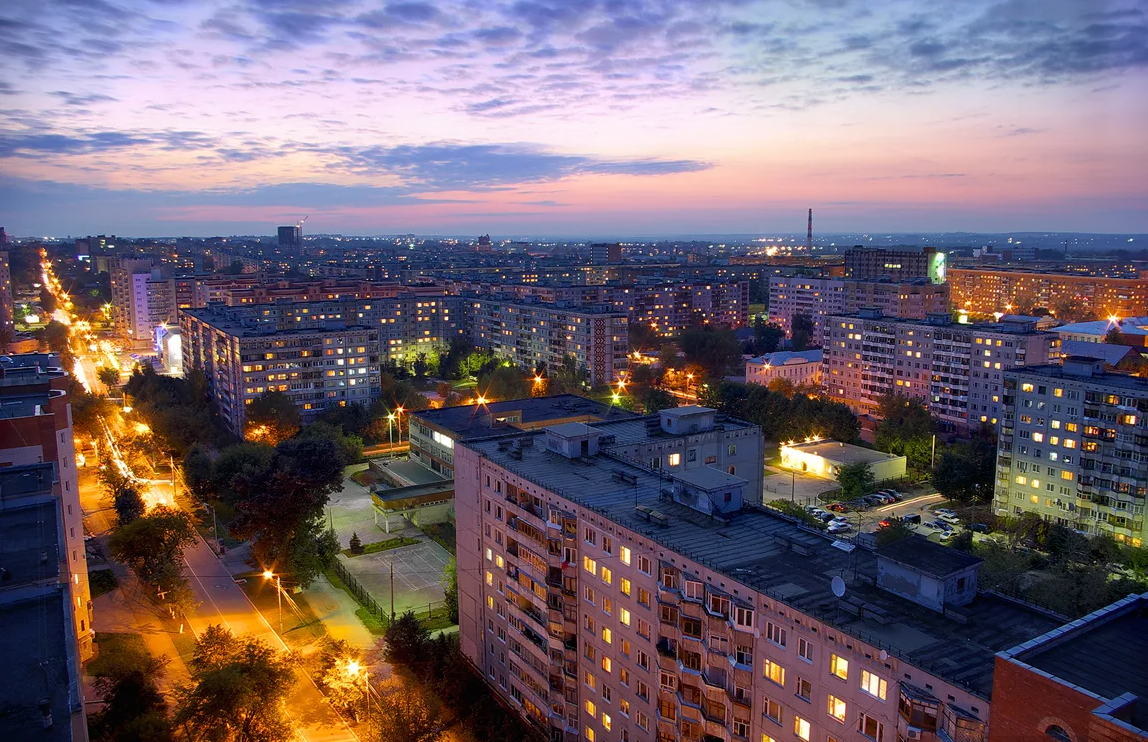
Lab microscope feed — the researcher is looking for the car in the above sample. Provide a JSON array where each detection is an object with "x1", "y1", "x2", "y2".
[
  {"x1": 878, "y1": 518, "x2": 893, "y2": 528},
  {"x1": 804, "y1": 505, "x2": 819, "y2": 513},
  {"x1": 827, "y1": 502, "x2": 848, "y2": 513},
  {"x1": 935, "y1": 508, "x2": 957, "y2": 517},
  {"x1": 929, "y1": 520, "x2": 953, "y2": 532},
  {"x1": 872, "y1": 493, "x2": 895, "y2": 505},
  {"x1": 829, "y1": 516, "x2": 850, "y2": 526},
  {"x1": 885, "y1": 491, "x2": 904, "y2": 502},
  {"x1": 817, "y1": 512, "x2": 835, "y2": 523},
  {"x1": 827, "y1": 522, "x2": 853, "y2": 534},
  {"x1": 938, "y1": 513, "x2": 961, "y2": 525},
  {"x1": 968, "y1": 523, "x2": 991, "y2": 533},
  {"x1": 901, "y1": 513, "x2": 922, "y2": 525}
]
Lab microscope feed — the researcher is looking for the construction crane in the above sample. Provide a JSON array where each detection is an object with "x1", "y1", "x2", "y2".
[{"x1": 296, "y1": 215, "x2": 308, "y2": 231}]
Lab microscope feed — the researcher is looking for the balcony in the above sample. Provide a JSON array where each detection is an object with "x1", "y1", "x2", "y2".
[{"x1": 657, "y1": 637, "x2": 678, "y2": 658}]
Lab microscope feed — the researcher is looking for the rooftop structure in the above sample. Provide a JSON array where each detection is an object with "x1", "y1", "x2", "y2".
[
  {"x1": 992, "y1": 592, "x2": 1148, "y2": 742},
  {"x1": 781, "y1": 439, "x2": 907, "y2": 482},
  {"x1": 1056, "y1": 317, "x2": 1148, "y2": 347},
  {"x1": 746, "y1": 349, "x2": 822, "y2": 388}
]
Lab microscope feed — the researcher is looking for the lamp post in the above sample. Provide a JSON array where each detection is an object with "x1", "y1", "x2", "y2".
[
  {"x1": 387, "y1": 413, "x2": 395, "y2": 454},
  {"x1": 395, "y1": 406, "x2": 405, "y2": 446},
  {"x1": 262, "y1": 570, "x2": 282, "y2": 633},
  {"x1": 347, "y1": 660, "x2": 369, "y2": 721}
]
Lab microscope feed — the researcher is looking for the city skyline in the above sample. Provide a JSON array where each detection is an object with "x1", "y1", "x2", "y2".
[{"x1": 2, "y1": 0, "x2": 1147, "y2": 236}]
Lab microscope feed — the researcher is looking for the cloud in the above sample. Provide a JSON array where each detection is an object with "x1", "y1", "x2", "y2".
[
  {"x1": 0, "y1": 131, "x2": 152, "y2": 158},
  {"x1": 51, "y1": 90, "x2": 119, "y2": 106},
  {"x1": 334, "y1": 141, "x2": 711, "y2": 189}
]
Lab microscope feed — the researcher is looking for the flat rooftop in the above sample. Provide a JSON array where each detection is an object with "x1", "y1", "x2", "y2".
[
  {"x1": 0, "y1": 595, "x2": 74, "y2": 742},
  {"x1": 464, "y1": 431, "x2": 1060, "y2": 699},
  {"x1": 1006, "y1": 593, "x2": 1148, "y2": 730},
  {"x1": 181, "y1": 305, "x2": 374, "y2": 337},
  {"x1": 785, "y1": 440, "x2": 901, "y2": 465},
  {"x1": 879, "y1": 535, "x2": 983, "y2": 579},
  {"x1": 413, "y1": 394, "x2": 632, "y2": 440},
  {"x1": 1012, "y1": 364, "x2": 1148, "y2": 392}
]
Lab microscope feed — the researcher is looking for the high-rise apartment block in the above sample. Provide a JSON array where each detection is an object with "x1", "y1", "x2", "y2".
[
  {"x1": 0, "y1": 249, "x2": 13, "y2": 342},
  {"x1": 994, "y1": 356, "x2": 1147, "y2": 547},
  {"x1": 179, "y1": 305, "x2": 381, "y2": 435},
  {"x1": 949, "y1": 268, "x2": 1148, "y2": 318},
  {"x1": 767, "y1": 277, "x2": 844, "y2": 340},
  {"x1": 844, "y1": 246, "x2": 945, "y2": 283},
  {"x1": 822, "y1": 310, "x2": 1059, "y2": 430},
  {"x1": 109, "y1": 257, "x2": 177, "y2": 345},
  {"x1": 278, "y1": 225, "x2": 301, "y2": 249},
  {"x1": 590, "y1": 243, "x2": 622, "y2": 265},
  {"x1": 0, "y1": 356, "x2": 92, "y2": 664},
  {"x1": 455, "y1": 419, "x2": 1058, "y2": 742},
  {"x1": 843, "y1": 279, "x2": 950, "y2": 320},
  {"x1": 466, "y1": 297, "x2": 628, "y2": 385}
]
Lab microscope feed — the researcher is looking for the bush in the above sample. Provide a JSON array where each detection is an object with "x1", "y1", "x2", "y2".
[{"x1": 765, "y1": 499, "x2": 825, "y2": 529}]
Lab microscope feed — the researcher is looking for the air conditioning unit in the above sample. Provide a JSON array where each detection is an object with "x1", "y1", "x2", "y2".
[{"x1": 904, "y1": 728, "x2": 923, "y2": 740}]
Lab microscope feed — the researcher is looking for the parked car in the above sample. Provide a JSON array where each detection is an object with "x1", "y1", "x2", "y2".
[
  {"x1": 901, "y1": 513, "x2": 922, "y2": 525},
  {"x1": 929, "y1": 520, "x2": 953, "y2": 532},
  {"x1": 878, "y1": 518, "x2": 893, "y2": 529},
  {"x1": 968, "y1": 523, "x2": 991, "y2": 533},
  {"x1": 827, "y1": 502, "x2": 848, "y2": 513},
  {"x1": 938, "y1": 513, "x2": 961, "y2": 525},
  {"x1": 829, "y1": 516, "x2": 850, "y2": 525},
  {"x1": 817, "y1": 512, "x2": 836, "y2": 523},
  {"x1": 935, "y1": 508, "x2": 958, "y2": 517},
  {"x1": 827, "y1": 522, "x2": 853, "y2": 534}
]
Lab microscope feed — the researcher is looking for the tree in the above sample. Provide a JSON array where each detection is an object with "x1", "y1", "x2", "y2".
[
  {"x1": 628, "y1": 321, "x2": 659, "y2": 352},
  {"x1": 443, "y1": 555, "x2": 459, "y2": 623},
  {"x1": 371, "y1": 678, "x2": 445, "y2": 742},
  {"x1": 768, "y1": 377, "x2": 796, "y2": 397},
  {"x1": 677, "y1": 325, "x2": 741, "y2": 378},
  {"x1": 752, "y1": 317, "x2": 784, "y2": 355},
  {"x1": 791, "y1": 313, "x2": 816, "y2": 351},
  {"x1": 641, "y1": 387, "x2": 677, "y2": 414},
  {"x1": 836, "y1": 461, "x2": 875, "y2": 499},
  {"x1": 97, "y1": 365, "x2": 121, "y2": 388},
  {"x1": 41, "y1": 319, "x2": 71, "y2": 354},
  {"x1": 88, "y1": 658, "x2": 173, "y2": 742},
  {"x1": 932, "y1": 435, "x2": 995, "y2": 504},
  {"x1": 210, "y1": 442, "x2": 276, "y2": 505},
  {"x1": 477, "y1": 365, "x2": 530, "y2": 402},
  {"x1": 384, "y1": 611, "x2": 430, "y2": 670},
  {"x1": 307, "y1": 637, "x2": 366, "y2": 720},
  {"x1": 108, "y1": 506, "x2": 197, "y2": 598},
  {"x1": 875, "y1": 520, "x2": 914, "y2": 547},
  {"x1": 349, "y1": 532, "x2": 364, "y2": 555},
  {"x1": 874, "y1": 392, "x2": 936, "y2": 469},
  {"x1": 176, "y1": 626, "x2": 296, "y2": 742},
  {"x1": 243, "y1": 390, "x2": 300, "y2": 445},
  {"x1": 1104, "y1": 326, "x2": 1127, "y2": 345},
  {"x1": 297, "y1": 420, "x2": 363, "y2": 467},
  {"x1": 114, "y1": 486, "x2": 147, "y2": 527},
  {"x1": 182, "y1": 444, "x2": 216, "y2": 501}
]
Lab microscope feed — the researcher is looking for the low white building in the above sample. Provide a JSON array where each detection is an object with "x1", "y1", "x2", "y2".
[
  {"x1": 780, "y1": 439, "x2": 906, "y2": 481},
  {"x1": 746, "y1": 349, "x2": 822, "y2": 387}
]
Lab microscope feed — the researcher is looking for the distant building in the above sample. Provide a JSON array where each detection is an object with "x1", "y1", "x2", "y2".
[
  {"x1": 949, "y1": 267, "x2": 1148, "y2": 318},
  {"x1": 109, "y1": 257, "x2": 176, "y2": 345},
  {"x1": 476, "y1": 234, "x2": 493, "y2": 252},
  {"x1": 590, "y1": 243, "x2": 622, "y2": 265},
  {"x1": 466, "y1": 296, "x2": 628, "y2": 385},
  {"x1": 843, "y1": 279, "x2": 951, "y2": 320},
  {"x1": 992, "y1": 591, "x2": 1148, "y2": 742},
  {"x1": 278, "y1": 225, "x2": 301, "y2": 249},
  {"x1": 823, "y1": 309, "x2": 1060, "y2": 430},
  {"x1": 767, "y1": 276, "x2": 844, "y2": 340},
  {"x1": 0, "y1": 249, "x2": 12, "y2": 342},
  {"x1": 995, "y1": 357, "x2": 1148, "y2": 547},
  {"x1": 179, "y1": 305, "x2": 381, "y2": 435},
  {"x1": 746, "y1": 349, "x2": 822, "y2": 387},
  {"x1": 1055, "y1": 317, "x2": 1148, "y2": 348},
  {"x1": 780, "y1": 438, "x2": 906, "y2": 481},
  {"x1": 844, "y1": 246, "x2": 945, "y2": 283}
]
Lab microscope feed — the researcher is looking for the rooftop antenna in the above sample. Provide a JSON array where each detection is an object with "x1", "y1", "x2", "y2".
[{"x1": 806, "y1": 209, "x2": 813, "y2": 251}]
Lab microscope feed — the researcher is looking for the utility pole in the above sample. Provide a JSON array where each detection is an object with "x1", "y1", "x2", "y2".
[
  {"x1": 931, "y1": 434, "x2": 936, "y2": 469},
  {"x1": 791, "y1": 469, "x2": 796, "y2": 504},
  {"x1": 389, "y1": 561, "x2": 395, "y2": 621}
]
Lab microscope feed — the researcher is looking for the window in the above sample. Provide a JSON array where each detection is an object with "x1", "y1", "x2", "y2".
[
  {"x1": 620, "y1": 546, "x2": 631, "y2": 566},
  {"x1": 585, "y1": 727, "x2": 595, "y2": 742},
  {"x1": 1045, "y1": 725, "x2": 1072, "y2": 742},
  {"x1": 620, "y1": 607, "x2": 631, "y2": 626},
  {"x1": 764, "y1": 698, "x2": 782, "y2": 723},
  {"x1": 798, "y1": 638, "x2": 813, "y2": 662},
  {"x1": 583, "y1": 556, "x2": 597, "y2": 576},
  {"x1": 794, "y1": 716, "x2": 811, "y2": 741},
  {"x1": 602, "y1": 627, "x2": 612, "y2": 644},
  {"x1": 585, "y1": 699, "x2": 597, "y2": 717},
  {"x1": 660, "y1": 670, "x2": 677, "y2": 691},
  {"x1": 860, "y1": 670, "x2": 887, "y2": 701},
  {"x1": 858, "y1": 714, "x2": 884, "y2": 741},
  {"x1": 637, "y1": 711, "x2": 649, "y2": 730},
  {"x1": 728, "y1": 444, "x2": 737, "y2": 455},
  {"x1": 681, "y1": 616, "x2": 702, "y2": 638},
  {"x1": 602, "y1": 713, "x2": 612, "y2": 732},
  {"x1": 637, "y1": 555, "x2": 652, "y2": 575},
  {"x1": 763, "y1": 659, "x2": 785, "y2": 686},
  {"x1": 669, "y1": 453, "x2": 681, "y2": 466},
  {"x1": 601, "y1": 566, "x2": 612, "y2": 585},
  {"x1": 735, "y1": 606, "x2": 755, "y2": 630},
  {"x1": 637, "y1": 650, "x2": 651, "y2": 670},
  {"x1": 620, "y1": 578, "x2": 631, "y2": 596},
  {"x1": 830, "y1": 654, "x2": 848, "y2": 680},
  {"x1": 637, "y1": 619, "x2": 651, "y2": 639},
  {"x1": 736, "y1": 644, "x2": 753, "y2": 666},
  {"x1": 796, "y1": 677, "x2": 812, "y2": 701},
  {"x1": 767, "y1": 622, "x2": 787, "y2": 647},
  {"x1": 709, "y1": 593, "x2": 731, "y2": 617},
  {"x1": 827, "y1": 695, "x2": 847, "y2": 723},
  {"x1": 734, "y1": 719, "x2": 750, "y2": 738},
  {"x1": 684, "y1": 580, "x2": 704, "y2": 601},
  {"x1": 584, "y1": 527, "x2": 597, "y2": 545},
  {"x1": 638, "y1": 588, "x2": 651, "y2": 607},
  {"x1": 585, "y1": 671, "x2": 597, "y2": 690}
]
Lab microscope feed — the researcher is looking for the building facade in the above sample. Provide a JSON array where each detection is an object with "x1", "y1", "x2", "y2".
[
  {"x1": 843, "y1": 280, "x2": 951, "y2": 320},
  {"x1": 949, "y1": 268, "x2": 1148, "y2": 319},
  {"x1": 994, "y1": 357, "x2": 1147, "y2": 547},
  {"x1": 822, "y1": 310, "x2": 1060, "y2": 430},
  {"x1": 746, "y1": 350, "x2": 823, "y2": 388},
  {"x1": 454, "y1": 422, "x2": 1058, "y2": 742},
  {"x1": 767, "y1": 277, "x2": 844, "y2": 340},
  {"x1": 179, "y1": 305, "x2": 382, "y2": 435},
  {"x1": 466, "y1": 297, "x2": 628, "y2": 386},
  {"x1": 0, "y1": 357, "x2": 91, "y2": 664},
  {"x1": 844, "y1": 247, "x2": 944, "y2": 283},
  {"x1": 0, "y1": 250, "x2": 12, "y2": 342}
]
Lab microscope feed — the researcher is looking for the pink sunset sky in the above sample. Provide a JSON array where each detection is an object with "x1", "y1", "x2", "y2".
[{"x1": 1, "y1": 0, "x2": 1146, "y2": 236}]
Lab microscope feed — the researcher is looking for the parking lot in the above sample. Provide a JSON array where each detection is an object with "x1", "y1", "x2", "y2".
[{"x1": 337, "y1": 540, "x2": 452, "y2": 616}]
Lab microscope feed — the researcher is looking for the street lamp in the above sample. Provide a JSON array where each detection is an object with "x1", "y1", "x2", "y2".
[
  {"x1": 395, "y1": 406, "x2": 405, "y2": 445},
  {"x1": 346, "y1": 660, "x2": 369, "y2": 720},
  {"x1": 262, "y1": 570, "x2": 283, "y2": 633},
  {"x1": 387, "y1": 413, "x2": 395, "y2": 453}
]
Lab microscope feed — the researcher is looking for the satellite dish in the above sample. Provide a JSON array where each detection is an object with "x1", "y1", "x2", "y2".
[
  {"x1": 831, "y1": 575, "x2": 846, "y2": 598},
  {"x1": 880, "y1": 650, "x2": 889, "y2": 661}
]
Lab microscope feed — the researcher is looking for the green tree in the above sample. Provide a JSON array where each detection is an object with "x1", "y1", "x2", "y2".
[
  {"x1": 790, "y1": 313, "x2": 816, "y2": 351},
  {"x1": 243, "y1": 390, "x2": 301, "y2": 445},
  {"x1": 384, "y1": 611, "x2": 430, "y2": 670},
  {"x1": 677, "y1": 324, "x2": 741, "y2": 377},
  {"x1": 836, "y1": 461, "x2": 875, "y2": 499},
  {"x1": 371, "y1": 678, "x2": 445, "y2": 742},
  {"x1": 123, "y1": 367, "x2": 222, "y2": 455},
  {"x1": 88, "y1": 656, "x2": 173, "y2": 742},
  {"x1": 1104, "y1": 326, "x2": 1127, "y2": 345},
  {"x1": 443, "y1": 555, "x2": 459, "y2": 624},
  {"x1": 97, "y1": 365, "x2": 121, "y2": 388},
  {"x1": 875, "y1": 520, "x2": 914, "y2": 546},
  {"x1": 176, "y1": 626, "x2": 296, "y2": 742},
  {"x1": 477, "y1": 365, "x2": 530, "y2": 402},
  {"x1": 752, "y1": 317, "x2": 784, "y2": 355},
  {"x1": 113, "y1": 486, "x2": 146, "y2": 527},
  {"x1": 641, "y1": 387, "x2": 677, "y2": 414},
  {"x1": 874, "y1": 392, "x2": 936, "y2": 469},
  {"x1": 297, "y1": 420, "x2": 363, "y2": 467},
  {"x1": 211, "y1": 442, "x2": 276, "y2": 505},
  {"x1": 41, "y1": 319, "x2": 71, "y2": 354},
  {"x1": 307, "y1": 637, "x2": 366, "y2": 720},
  {"x1": 182, "y1": 444, "x2": 216, "y2": 501},
  {"x1": 932, "y1": 436, "x2": 996, "y2": 504},
  {"x1": 108, "y1": 506, "x2": 197, "y2": 596},
  {"x1": 68, "y1": 385, "x2": 114, "y2": 444},
  {"x1": 628, "y1": 321, "x2": 660, "y2": 352}
]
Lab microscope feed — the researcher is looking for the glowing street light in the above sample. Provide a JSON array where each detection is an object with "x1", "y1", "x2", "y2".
[
  {"x1": 262, "y1": 570, "x2": 283, "y2": 633},
  {"x1": 476, "y1": 395, "x2": 488, "y2": 405},
  {"x1": 346, "y1": 660, "x2": 369, "y2": 719}
]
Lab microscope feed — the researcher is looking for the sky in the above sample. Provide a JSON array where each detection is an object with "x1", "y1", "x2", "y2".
[{"x1": 1, "y1": 0, "x2": 1147, "y2": 237}]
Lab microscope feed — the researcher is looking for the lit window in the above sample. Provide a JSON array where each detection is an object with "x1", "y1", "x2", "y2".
[
  {"x1": 861, "y1": 670, "x2": 887, "y2": 700},
  {"x1": 828, "y1": 695, "x2": 847, "y2": 723},
  {"x1": 795, "y1": 716, "x2": 811, "y2": 741},
  {"x1": 583, "y1": 556, "x2": 597, "y2": 576},
  {"x1": 764, "y1": 659, "x2": 785, "y2": 686},
  {"x1": 830, "y1": 654, "x2": 848, "y2": 680},
  {"x1": 620, "y1": 607, "x2": 631, "y2": 626},
  {"x1": 668, "y1": 453, "x2": 681, "y2": 466},
  {"x1": 620, "y1": 546, "x2": 631, "y2": 565}
]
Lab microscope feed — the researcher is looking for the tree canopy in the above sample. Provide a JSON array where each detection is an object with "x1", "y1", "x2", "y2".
[
  {"x1": 677, "y1": 324, "x2": 742, "y2": 378},
  {"x1": 700, "y1": 381, "x2": 859, "y2": 443},
  {"x1": 874, "y1": 391, "x2": 937, "y2": 469},
  {"x1": 243, "y1": 390, "x2": 301, "y2": 446},
  {"x1": 836, "y1": 461, "x2": 875, "y2": 499}
]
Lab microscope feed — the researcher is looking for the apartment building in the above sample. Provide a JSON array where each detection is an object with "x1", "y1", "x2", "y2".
[
  {"x1": 179, "y1": 305, "x2": 381, "y2": 435},
  {"x1": 746, "y1": 350, "x2": 822, "y2": 388},
  {"x1": 949, "y1": 268, "x2": 1148, "y2": 318},
  {"x1": 466, "y1": 297, "x2": 628, "y2": 386},
  {"x1": 843, "y1": 280, "x2": 950, "y2": 320},
  {"x1": 455, "y1": 422, "x2": 1059, "y2": 742},
  {"x1": 0, "y1": 463, "x2": 89, "y2": 741},
  {"x1": 844, "y1": 246, "x2": 945, "y2": 283},
  {"x1": 994, "y1": 357, "x2": 1148, "y2": 548},
  {"x1": 0, "y1": 356, "x2": 91, "y2": 664},
  {"x1": 0, "y1": 249, "x2": 13, "y2": 341},
  {"x1": 110, "y1": 257, "x2": 171, "y2": 344},
  {"x1": 767, "y1": 277, "x2": 844, "y2": 339},
  {"x1": 822, "y1": 310, "x2": 1059, "y2": 430}
]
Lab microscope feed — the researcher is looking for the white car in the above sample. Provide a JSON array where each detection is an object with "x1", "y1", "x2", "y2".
[
  {"x1": 935, "y1": 508, "x2": 957, "y2": 517},
  {"x1": 827, "y1": 522, "x2": 853, "y2": 534},
  {"x1": 938, "y1": 513, "x2": 961, "y2": 525}
]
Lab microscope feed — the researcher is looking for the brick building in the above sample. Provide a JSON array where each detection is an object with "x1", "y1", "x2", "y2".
[{"x1": 949, "y1": 268, "x2": 1148, "y2": 319}]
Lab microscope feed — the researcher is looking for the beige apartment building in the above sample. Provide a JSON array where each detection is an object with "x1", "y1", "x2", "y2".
[
  {"x1": 455, "y1": 421, "x2": 1059, "y2": 742},
  {"x1": 843, "y1": 280, "x2": 950, "y2": 320}
]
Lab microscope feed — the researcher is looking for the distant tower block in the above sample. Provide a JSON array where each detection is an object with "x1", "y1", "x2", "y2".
[{"x1": 806, "y1": 208, "x2": 813, "y2": 250}]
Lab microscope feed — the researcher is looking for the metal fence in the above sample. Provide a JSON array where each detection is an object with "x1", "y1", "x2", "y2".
[{"x1": 331, "y1": 559, "x2": 448, "y2": 625}]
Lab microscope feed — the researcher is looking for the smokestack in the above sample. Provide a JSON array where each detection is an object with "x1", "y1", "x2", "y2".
[{"x1": 806, "y1": 208, "x2": 813, "y2": 250}]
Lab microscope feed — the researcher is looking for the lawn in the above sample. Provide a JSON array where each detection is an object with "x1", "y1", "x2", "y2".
[{"x1": 89, "y1": 568, "x2": 119, "y2": 599}]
